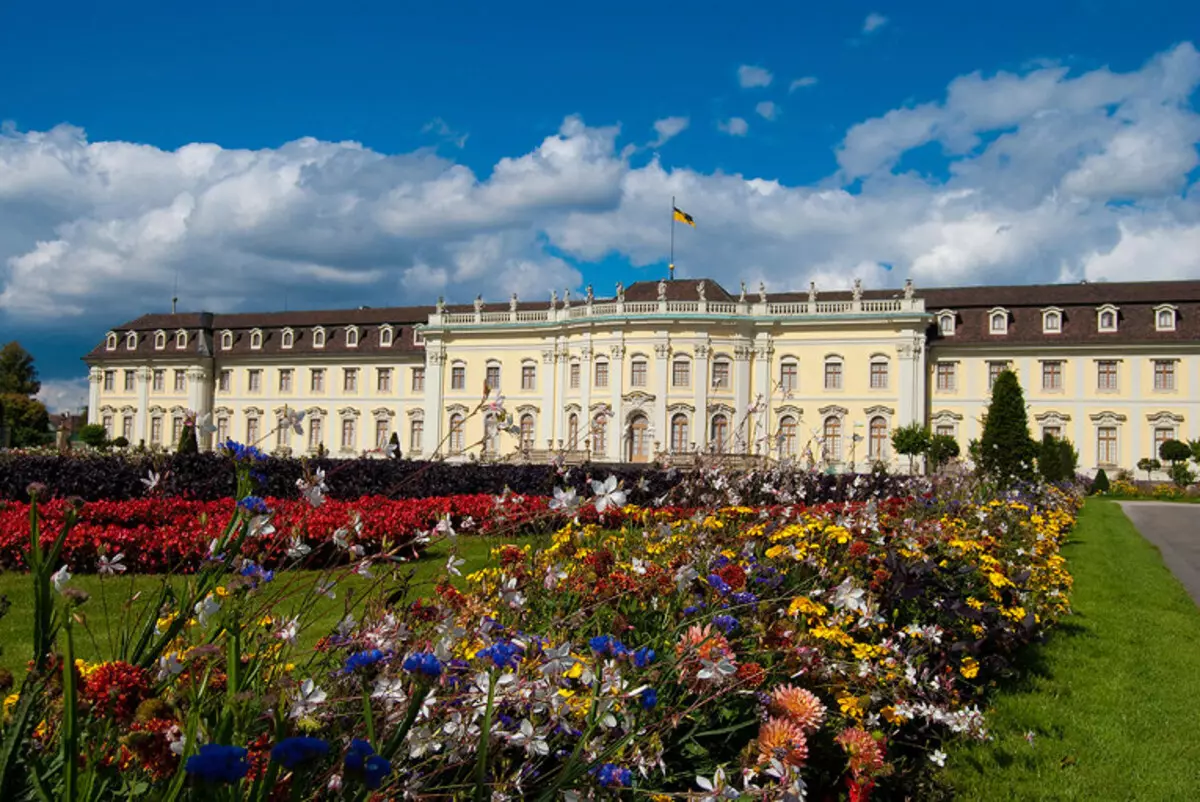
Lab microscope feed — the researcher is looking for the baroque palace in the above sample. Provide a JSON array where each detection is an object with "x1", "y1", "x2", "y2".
[{"x1": 84, "y1": 277, "x2": 1200, "y2": 475}]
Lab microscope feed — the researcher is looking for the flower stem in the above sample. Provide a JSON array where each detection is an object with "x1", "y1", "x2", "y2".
[
  {"x1": 473, "y1": 672, "x2": 497, "y2": 802},
  {"x1": 362, "y1": 687, "x2": 376, "y2": 746}
]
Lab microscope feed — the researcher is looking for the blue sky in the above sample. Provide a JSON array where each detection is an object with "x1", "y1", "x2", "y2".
[{"x1": 1, "y1": 0, "x2": 1199, "y2": 409}]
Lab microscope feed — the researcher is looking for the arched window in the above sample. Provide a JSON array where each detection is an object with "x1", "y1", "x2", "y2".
[
  {"x1": 823, "y1": 417, "x2": 842, "y2": 462},
  {"x1": 710, "y1": 414, "x2": 729, "y2": 453},
  {"x1": 780, "y1": 360, "x2": 798, "y2": 393},
  {"x1": 106, "y1": 332, "x2": 117, "y2": 350},
  {"x1": 249, "y1": 330, "x2": 262, "y2": 349},
  {"x1": 592, "y1": 414, "x2": 607, "y2": 455},
  {"x1": 869, "y1": 357, "x2": 889, "y2": 389},
  {"x1": 380, "y1": 326, "x2": 393, "y2": 347},
  {"x1": 670, "y1": 413, "x2": 689, "y2": 453},
  {"x1": 568, "y1": 413, "x2": 579, "y2": 448},
  {"x1": 779, "y1": 416, "x2": 797, "y2": 457},
  {"x1": 711, "y1": 360, "x2": 731, "y2": 389},
  {"x1": 823, "y1": 357, "x2": 843, "y2": 390},
  {"x1": 175, "y1": 330, "x2": 188, "y2": 349},
  {"x1": 154, "y1": 331, "x2": 166, "y2": 350},
  {"x1": 938, "y1": 313, "x2": 955, "y2": 335},
  {"x1": 1098, "y1": 308, "x2": 1117, "y2": 332},
  {"x1": 520, "y1": 414, "x2": 535, "y2": 451},
  {"x1": 313, "y1": 328, "x2": 326, "y2": 348},
  {"x1": 448, "y1": 414, "x2": 465, "y2": 455},
  {"x1": 1043, "y1": 310, "x2": 1061, "y2": 333},
  {"x1": 868, "y1": 417, "x2": 888, "y2": 461},
  {"x1": 1157, "y1": 308, "x2": 1176, "y2": 331},
  {"x1": 126, "y1": 332, "x2": 138, "y2": 350},
  {"x1": 346, "y1": 327, "x2": 359, "y2": 347},
  {"x1": 281, "y1": 329, "x2": 294, "y2": 349},
  {"x1": 220, "y1": 331, "x2": 233, "y2": 350},
  {"x1": 989, "y1": 310, "x2": 1008, "y2": 334}
]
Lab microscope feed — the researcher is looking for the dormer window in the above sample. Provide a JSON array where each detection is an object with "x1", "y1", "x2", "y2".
[
  {"x1": 154, "y1": 330, "x2": 166, "y2": 350},
  {"x1": 380, "y1": 325, "x2": 394, "y2": 347},
  {"x1": 126, "y1": 331, "x2": 138, "y2": 350},
  {"x1": 1042, "y1": 307, "x2": 1062, "y2": 334},
  {"x1": 249, "y1": 329, "x2": 263, "y2": 349},
  {"x1": 220, "y1": 330, "x2": 233, "y2": 350},
  {"x1": 346, "y1": 326, "x2": 359, "y2": 348},
  {"x1": 175, "y1": 330, "x2": 188, "y2": 349},
  {"x1": 414, "y1": 329, "x2": 425, "y2": 346},
  {"x1": 1155, "y1": 305, "x2": 1177, "y2": 332},
  {"x1": 988, "y1": 308, "x2": 1009, "y2": 335},
  {"x1": 106, "y1": 332, "x2": 118, "y2": 351},
  {"x1": 313, "y1": 327, "x2": 326, "y2": 349},
  {"x1": 1097, "y1": 304, "x2": 1119, "y2": 332},
  {"x1": 281, "y1": 328, "x2": 294, "y2": 349},
  {"x1": 937, "y1": 310, "x2": 955, "y2": 336}
]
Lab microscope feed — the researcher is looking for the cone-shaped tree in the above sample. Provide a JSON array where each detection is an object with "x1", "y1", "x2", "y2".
[
  {"x1": 177, "y1": 421, "x2": 198, "y2": 454},
  {"x1": 978, "y1": 369, "x2": 1036, "y2": 484}
]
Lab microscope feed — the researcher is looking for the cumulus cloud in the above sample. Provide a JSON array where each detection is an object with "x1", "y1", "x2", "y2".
[
  {"x1": 863, "y1": 13, "x2": 888, "y2": 34},
  {"x1": 755, "y1": 101, "x2": 779, "y2": 121},
  {"x1": 1, "y1": 42, "x2": 1199, "y2": 350},
  {"x1": 737, "y1": 65, "x2": 773, "y2": 88},
  {"x1": 789, "y1": 76, "x2": 818, "y2": 91},
  {"x1": 36, "y1": 378, "x2": 88, "y2": 414},
  {"x1": 718, "y1": 117, "x2": 750, "y2": 136},
  {"x1": 649, "y1": 116, "x2": 689, "y2": 147}
]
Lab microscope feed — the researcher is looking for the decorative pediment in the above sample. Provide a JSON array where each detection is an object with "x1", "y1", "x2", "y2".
[
  {"x1": 148, "y1": 405, "x2": 166, "y2": 414},
  {"x1": 99, "y1": 405, "x2": 116, "y2": 414},
  {"x1": 818, "y1": 405, "x2": 849, "y2": 418},
  {"x1": 667, "y1": 402, "x2": 695, "y2": 414},
  {"x1": 273, "y1": 405, "x2": 292, "y2": 418},
  {"x1": 708, "y1": 402, "x2": 736, "y2": 416},
  {"x1": 864, "y1": 405, "x2": 895, "y2": 417},
  {"x1": 515, "y1": 404, "x2": 540, "y2": 416},
  {"x1": 1034, "y1": 410, "x2": 1070, "y2": 424},
  {"x1": 564, "y1": 403, "x2": 582, "y2": 414},
  {"x1": 774, "y1": 404, "x2": 803, "y2": 417},
  {"x1": 1147, "y1": 410, "x2": 1184, "y2": 426},
  {"x1": 244, "y1": 406, "x2": 264, "y2": 417},
  {"x1": 623, "y1": 391, "x2": 655, "y2": 408},
  {"x1": 406, "y1": 408, "x2": 425, "y2": 420},
  {"x1": 214, "y1": 406, "x2": 234, "y2": 416},
  {"x1": 337, "y1": 407, "x2": 362, "y2": 417},
  {"x1": 446, "y1": 404, "x2": 469, "y2": 415},
  {"x1": 1089, "y1": 411, "x2": 1127, "y2": 426},
  {"x1": 588, "y1": 402, "x2": 612, "y2": 415},
  {"x1": 168, "y1": 405, "x2": 187, "y2": 415},
  {"x1": 371, "y1": 407, "x2": 396, "y2": 419},
  {"x1": 119, "y1": 405, "x2": 136, "y2": 413},
  {"x1": 931, "y1": 410, "x2": 963, "y2": 423},
  {"x1": 303, "y1": 406, "x2": 325, "y2": 418}
]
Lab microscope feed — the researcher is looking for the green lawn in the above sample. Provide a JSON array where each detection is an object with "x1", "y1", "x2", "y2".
[
  {"x1": 945, "y1": 500, "x2": 1200, "y2": 800},
  {"x1": 0, "y1": 534, "x2": 540, "y2": 679}
]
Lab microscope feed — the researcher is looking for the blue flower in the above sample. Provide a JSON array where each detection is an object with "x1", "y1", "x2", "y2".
[
  {"x1": 730, "y1": 591, "x2": 759, "y2": 606},
  {"x1": 707, "y1": 574, "x2": 732, "y2": 595},
  {"x1": 402, "y1": 651, "x2": 443, "y2": 678},
  {"x1": 682, "y1": 602, "x2": 707, "y2": 616},
  {"x1": 343, "y1": 649, "x2": 387, "y2": 673},
  {"x1": 237, "y1": 496, "x2": 270, "y2": 515},
  {"x1": 640, "y1": 688, "x2": 658, "y2": 710},
  {"x1": 476, "y1": 640, "x2": 522, "y2": 669},
  {"x1": 344, "y1": 739, "x2": 391, "y2": 790},
  {"x1": 588, "y1": 635, "x2": 628, "y2": 659},
  {"x1": 270, "y1": 737, "x2": 330, "y2": 769},
  {"x1": 239, "y1": 561, "x2": 274, "y2": 586},
  {"x1": 185, "y1": 744, "x2": 250, "y2": 784},
  {"x1": 221, "y1": 439, "x2": 268, "y2": 462},
  {"x1": 712, "y1": 615, "x2": 739, "y2": 634},
  {"x1": 591, "y1": 762, "x2": 633, "y2": 788},
  {"x1": 633, "y1": 647, "x2": 656, "y2": 668}
]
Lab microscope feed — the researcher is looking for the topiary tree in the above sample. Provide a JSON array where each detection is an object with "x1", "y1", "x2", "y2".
[
  {"x1": 1159, "y1": 438, "x2": 1190, "y2": 467},
  {"x1": 926, "y1": 434, "x2": 960, "y2": 474},
  {"x1": 1137, "y1": 457, "x2": 1161, "y2": 482},
  {"x1": 1092, "y1": 468, "x2": 1110, "y2": 494},
  {"x1": 112, "y1": 436, "x2": 129, "y2": 449},
  {"x1": 388, "y1": 431, "x2": 401, "y2": 458},
  {"x1": 177, "y1": 421, "x2": 199, "y2": 454},
  {"x1": 1057, "y1": 438, "x2": 1078, "y2": 480},
  {"x1": 891, "y1": 423, "x2": 931, "y2": 474},
  {"x1": 978, "y1": 370, "x2": 1036, "y2": 485},
  {"x1": 1169, "y1": 462, "x2": 1195, "y2": 488},
  {"x1": 1038, "y1": 434, "x2": 1064, "y2": 483},
  {"x1": 78, "y1": 423, "x2": 108, "y2": 449}
]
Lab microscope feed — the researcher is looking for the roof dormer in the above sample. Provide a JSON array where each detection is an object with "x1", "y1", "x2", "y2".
[
  {"x1": 106, "y1": 332, "x2": 118, "y2": 351},
  {"x1": 281, "y1": 328, "x2": 295, "y2": 349},
  {"x1": 125, "y1": 331, "x2": 138, "y2": 350},
  {"x1": 1096, "y1": 304, "x2": 1119, "y2": 333},
  {"x1": 312, "y1": 327, "x2": 326, "y2": 349},
  {"x1": 153, "y1": 330, "x2": 166, "y2": 350},
  {"x1": 988, "y1": 307, "x2": 1009, "y2": 335},
  {"x1": 249, "y1": 328, "x2": 263, "y2": 350},
  {"x1": 379, "y1": 324, "x2": 394, "y2": 347},
  {"x1": 220, "y1": 330, "x2": 234, "y2": 350},
  {"x1": 936, "y1": 309, "x2": 956, "y2": 336},
  {"x1": 1041, "y1": 307, "x2": 1063, "y2": 334},
  {"x1": 175, "y1": 329, "x2": 188, "y2": 349},
  {"x1": 1154, "y1": 304, "x2": 1178, "y2": 332},
  {"x1": 345, "y1": 325, "x2": 360, "y2": 348}
]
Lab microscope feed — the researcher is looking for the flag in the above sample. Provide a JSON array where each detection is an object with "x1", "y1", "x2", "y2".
[{"x1": 673, "y1": 207, "x2": 695, "y2": 227}]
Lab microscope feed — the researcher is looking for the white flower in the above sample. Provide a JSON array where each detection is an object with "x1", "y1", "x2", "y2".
[
  {"x1": 51, "y1": 565, "x2": 72, "y2": 594},
  {"x1": 929, "y1": 749, "x2": 947, "y2": 767},
  {"x1": 290, "y1": 678, "x2": 327, "y2": 719},
  {"x1": 537, "y1": 643, "x2": 576, "y2": 677},
  {"x1": 446, "y1": 555, "x2": 466, "y2": 576},
  {"x1": 434, "y1": 514, "x2": 456, "y2": 538},
  {"x1": 157, "y1": 652, "x2": 185, "y2": 680},
  {"x1": 315, "y1": 580, "x2": 336, "y2": 599},
  {"x1": 484, "y1": 392, "x2": 507, "y2": 418},
  {"x1": 297, "y1": 469, "x2": 328, "y2": 508},
  {"x1": 549, "y1": 486, "x2": 578, "y2": 512},
  {"x1": 286, "y1": 537, "x2": 312, "y2": 559},
  {"x1": 166, "y1": 725, "x2": 187, "y2": 756},
  {"x1": 194, "y1": 595, "x2": 221, "y2": 628},
  {"x1": 192, "y1": 411, "x2": 217, "y2": 436},
  {"x1": 336, "y1": 614, "x2": 356, "y2": 637},
  {"x1": 275, "y1": 617, "x2": 300, "y2": 645},
  {"x1": 280, "y1": 408, "x2": 305, "y2": 435},
  {"x1": 248, "y1": 514, "x2": 275, "y2": 537},
  {"x1": 98, "y1": 552, "x2": 126, "y2": 575},
  {"x1": 354, "y1": 560, "x2": 374, "y2": 579},
  {"x1": 591, "y1": 475, "x2": 627, "y2": 514},
  {"x1": 141, "y1": 471, "x2": 160, "y2": 492},
  {"x1": 372, "y1": 676, "x2": 407, "y2": 706}
]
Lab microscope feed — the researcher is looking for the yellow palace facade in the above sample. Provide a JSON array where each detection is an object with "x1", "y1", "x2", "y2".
[{"x1": 84, "y1": 277, "x2": 1200, "y2": 476}]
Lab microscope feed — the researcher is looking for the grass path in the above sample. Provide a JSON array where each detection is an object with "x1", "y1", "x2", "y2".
[{"x1": 945, "y1": 500, "x2": 1200, "y2": 800}]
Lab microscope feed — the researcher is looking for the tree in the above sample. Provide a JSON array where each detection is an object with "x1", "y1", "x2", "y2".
[
  {"x1": 1092, "y1": 468, "x2": 1110, "y2": 494},
  {"x1": 0, "y1": 342, "x2": 40, "y2": 396},
  {"x1": 78, "y1": 423, "x2": 108, "y2": 449},
  {"x1": 891, "y1": 423, "x2": 931, "y2": 474},
  {"x1": 1137, "y1": 457, "x2": 1161, "y2": 482},
  {"x1": 1057, "y1": 438, "x2": 1078, "y2": 480},
  {"x1": 112, "y1": 436, "x2": 129, "y2": 449},
  {"x1": 1, "y1": 394, "x2": 51, "y2": 447},
  {"x1": 978, "y1": 370, "x2": 1036, "y2": 485},
  {"x1": 177, "y1": 421, "x2": 199, "y2": 454},
  {"x1": 1038, "y1": 434, "x2": 1064, "y2": 483},
  {"x1": 388, "y1": 431, "x2": 401, "y2": 458},
  {"x1": 1169, "y1": 462, "x2": 1195, "y2": 488},
  {"x1": 926, "y1": 434, "x2": 960, "y2": 473},
  {"x1": 1159, "y1": 438, "x2": 1190, "y2": 467}
]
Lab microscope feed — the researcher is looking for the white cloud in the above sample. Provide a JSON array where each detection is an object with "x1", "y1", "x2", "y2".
[
  {"x1": 789, "y1": 76, "x2": 818, "y2": 91},
  {"x1": 36, "y1": 378, "x2": 88, "y2": 414},
  {"x1": 649, "y1": 116, "x2": 689, "y2": 147},
  {"x1": 737, "y1": 65, "x2": 773, "y2": 88},
  {"x1": 2, "y1": 42, "x2": 1199, "y2": 357},
  {"x1": 755, "y1": 102, "x2": 778, "y2": 121},
  {"x1": 863, "y1": 13, "x2": 888, "y2": 34},
  {"x1": 422, "y1": 117, "x2": 469, "y2": 149},
  {"x1": 718, "y1": 117, "x2": 750, "y2": 136}
]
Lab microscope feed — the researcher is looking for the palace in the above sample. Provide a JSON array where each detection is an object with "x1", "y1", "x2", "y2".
[{"x1": 84, "y1": 277, "x2": 1200, "y2": 476}]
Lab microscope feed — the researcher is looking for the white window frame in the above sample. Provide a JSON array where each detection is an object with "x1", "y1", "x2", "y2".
[
  {"x1": 868, "y1": 355, "x2": 889, "y2": 390},
  {"x1": 313, "y1": 327, "x2": 326, "y2": 349},
  {"x1": 106, "y1": 332, "x2": 118, "y2": 351},
  {"x1": 126, "y1": 331, "x2": 138, "y2": 350},
  {"x1": 380, "y1": 325, "x2": 394, "y2": 347},
  {"x1": 988, "y1": 308, "x2": 1009, "y2": 335},
  {"x1": 220, "y1": 330, "x2": 233, "y2": 350},
  {"x1": 1154, "y1": 304, "x2": 1177, "y2": 332},
  {"x1": 249, "y1": 329, "x2": 263, "y2": 350},
  {"x1": 1041, "y1": 307, "x2": 1062, "y2": 334},
  {"x1": 154, "y1": 330, "x2": 166, "y2": 350},
  {"x1": 1096, "y1": 304, "x2": 1119, "y2": 333},
  {"x1": 346, "y1": 326, "x2": 360, "y2": 348},
  {"x1": 281, "y1": 328, "x2": 294, "y2": 349},
  {"x1": 937, "y1": 310, "x2": 956, "y2": 336},
  {"x1": 175, "y1": 330, "x2": 188, "y2": 349}
]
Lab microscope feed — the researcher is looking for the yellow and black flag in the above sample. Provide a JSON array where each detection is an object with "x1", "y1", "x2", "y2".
[{"x1": 673, "y1": 206, "x2": 696, "y2": 227}]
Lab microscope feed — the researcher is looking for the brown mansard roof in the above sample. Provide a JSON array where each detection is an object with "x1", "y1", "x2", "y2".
[{"x1": 86, "y1": 278, "x2": 1200, "y2": 361}]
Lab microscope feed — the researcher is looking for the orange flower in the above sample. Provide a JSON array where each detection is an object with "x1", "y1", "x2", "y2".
[
  {"x1": 767, "y1": 685, "x2": 826, "y2": 733},
  {"x1": 836, "y1": 726, "x2": 886, "y2": 781},
  {"x1": 757, "y1": 717, "x2": 808, "y2": 767}
]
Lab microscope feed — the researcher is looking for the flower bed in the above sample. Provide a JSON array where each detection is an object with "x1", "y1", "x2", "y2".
[{"x1": 0, "y1": 467, "x2": 1080, "y2": 799}]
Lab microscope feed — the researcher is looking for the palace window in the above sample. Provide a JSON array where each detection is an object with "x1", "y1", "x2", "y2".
[
  {"x1": 570, "y1": 363, "x2": 580, "y2": 389},
  {"x1": 219, "y1": 369, "x2": 232, "y2": 392},
  {"x1": 170, "y1": 414, "x2": 181, "y2": 445},
  {"x1": 670, "y1": 414, "x2": 689, "y2": 453},
  {"x1": 311, "y1": 369, "x2": 325, "y2": 393},
  {"x1": 1153, "y1": 360, "x2": 1176, "y2": 391},
  {"x1": 150, "y1": 417, "x2": 162, "y2": 445},
  {"x1": 279, "y1": 369, "x2": 293, "y2": 393},
  {"x1": 1042, "y1": 425, "x2": 1062, "y2": 440},
  {"x1": 594, "y1": 361, "x2": 609, "y2": 388},
  {"x1": 1154, "y1": 426, "x2": 1174, "y2": 458},
  {"x1": 174, "y1": 370, "x2": 186, "y2": 393},
  {"x1": 126, "y1": 332, "x2": 138, "y2": 350},
  {"x1": 989, "y1": 309, "x2": 1008, "y2": 334},
  {"x1": 1097, "y1": 426, "x2": 1118, "y2": 466},
  {"x1": 780, "y1": 361, "x2": 798, "y2": 393},
  {"x1": 987, "y1": 361, "x2": 1010, "y2": 390},
  {"x1": 154, "y1": 331, "x2": 166, "y2": 350},
  {"x1": 938, "y1": 312, "x2": 955, "y2": 336},
  {"x1": 1042, "y1": 309, "x2": 1062, "y2": 333},
  {"x1": 631, "y1": 360, "x2": 647, "y2": 387},
  {"x1": 375, "y1": 419, "x2": 390, "y2": 449},
  {"x1": 935, "y1": 423, "x2": 954, "y2": 438},
  {"x1": 377, "y1": 368, "x2": 392, "y2": 393},
  {"x1": 176, "y1": 330, "x2": 188, "y2": 349},
  {"x1": 341, "y1": 418, "x2": 357, "y2": 450},
  {"x1": 246, "y1": 416, "x2": 260, "y2": 445},
  {"x1": 346, "y1": 327, "x2": 359, "y2": 347},
  {"x1": 308, "y1": 417, "x2": 323, "y2": 451},
  {"x1": 248, "y1": 369, "x2": 262, "y2": 393},
  {"x1": 521, "y1": 364, "x2": 536, "y2": 391},
  {"x1": 778, "y1": 416, "x2": 797, "y2": 457},
  {"x1": 102, "y1": 415, "x2": 113, "y2": 437},
  {"x1": 1156, "y1": 306, "x2": 1177, "y2": 332},
  {"x1": 217, "y1": 416, "x2": 229, "y2": 443},
  {"x1": 711, "y1": 414, "x2": 729, "y2": 453},
  {"x1": 343, "y1": 368, "x2": 359, "y2": 393},
  {"x1": 221, "y1": 331, "x2": 233, "y2": 350},
  {"x1": 869, "y1": 358, "x2": 889, "y2": 389},
  {"x1": 823, "y1": 417, "x2": 842, "y2": 462},
  {"x1": 281, "y1": 329, "x2": 294, "y2": 349},
  {"x1": 824, "y1": 359, "x2": 842, "y2": 391},
  {"x1": 448, "y1": 414, "x2": 465, "y2": 454},
  {"x1": 124, "y1": 370, "x2": 136, "y2": 392},
  {"x1": 711, "y1": 360, "x2": 730, "y2": 389},
  {"x1": 409, "y1": 418, "x2": 423, "y2": 452},
  {"x1": 1041, "y1": 361, "x2": 1062, "y2": 391},
  {"x1": 380, "y1": 326, "x2": 394, "y2": 347},
  {"x1": 411, "y1": 367, "x2": 425, "y2": 392},
  {"x1": 122, "y1": 414, "x2": 134, "y2": 440},
  {"x1": 1097, "y1": 360, "x2": 1118, "y2": 391},
  {"x1": 935, "y1": 362, "x2": 956, "y2": 392},
  {"x1": 249, "y1": 330, "x2": 262, "y2": 349},
  {"x1": 868, "y1": 416, "x2": 888, "y2": 461},
  {"x1": 450, "y1": 365, "x2": 466, "y2": 390},
  {"x1": 672, "y1": 359, "x2": 691, "y2": 388},
  {"x1": 486, "y1": 364, "x2": 501, "y2": 389},
  {"x1": 152, "y1": 370, "x2": 164, "y2": 392},
  {"x1": 106, "y1": 332, "x2": 117, "y2": 350},
  {"x1": 103, "y1": 370, "x2": 114, "y2": 391},
  {"x1": 591, "y1": 414, "x2": 607, "y2": 455},
  {"x1": 313, "y1": 328, "x2": 326, "y2": 348},
  {"x1": 568, "y1": 413, "x2": 579, "y2": 447},
  {"x1": 1097, "y1": 307, "x2": 1118, "y2": 332},
  {"x1": 520, "y1": 414, "x2": 535, "y2": 451}
]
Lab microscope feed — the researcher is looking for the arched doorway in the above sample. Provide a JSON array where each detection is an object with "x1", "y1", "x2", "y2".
[{"x1": 627, "y1": 414, "x2": 651, "y2": 463}]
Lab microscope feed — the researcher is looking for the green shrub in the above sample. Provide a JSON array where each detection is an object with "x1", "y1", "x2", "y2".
[
  {"x1": 77, "y1": 424, "x2": 108, "y2": 450},
  {"x1": 1159, "y1": 439, "x2": 1191, "y2": 466},
  {"x1": 1092, "y1": 468, "x2": 1110, "y2": 494},
  {"x1": 1168, "y1": 462, "x2": 1195, "y2": 488},
  {"x1": 978, "y1": 371, "x2": 1036, "y2": 485}
]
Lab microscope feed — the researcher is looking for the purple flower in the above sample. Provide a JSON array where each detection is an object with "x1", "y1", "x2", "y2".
[
  {"x1": 401, "y1": 651, "x2": 443, "y2": 678},
  {"x1": 712, "y1": 615, "x2": 739, "y2": 634},
  {"x1": 633, "y1": 647, "x2": 656, "y2": 668},
  {"x1": 707, "y1": 574, "x2": 732, "y2": 595}
]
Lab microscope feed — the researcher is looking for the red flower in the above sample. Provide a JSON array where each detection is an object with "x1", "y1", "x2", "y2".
[
  {"x1": 81, "y1": 661, "x2": 152, "y2": 722},
  {"x1": 716, "y1": 563, "x2": 747, "y2": 590}
]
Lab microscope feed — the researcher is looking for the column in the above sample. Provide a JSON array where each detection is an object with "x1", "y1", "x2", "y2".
[
  {"x1": 896, "y1": 337, "x2": 919, "y2": 427},
  {"x1": 554, "y1": 342, "x2": 569, "y2": 448},
  {"x1": 541, "y1": 347, "x2": 556, "y2": 448},
  {"x1": 654, "y1": 341, "x2": 670, "y2": 454},
  {"x1": 609, "y1": 343, "x2": 625, "y2": 458},
  {"x1": 422, "y1": 348, "x2": 446, "y2": 458},
  {"x1": 87, "y1": 367, "x2": 103, "y2": 424},
  {"x1": 186, "y1": 365, "x2": 214, "y2": 450},
  {"x1": 579, "y1": 345, "x2": 593, "y2": 452},
  {"x1": 754, "y1": 335, "x2": 773, "y2": 454},
  {"x1": 135, "y1": 367, "x2": 151, "y2": 445},
  {"x1": 694, "y1": 343, "x2": 710, "y2": 451},
  {"x1": 734, "y1": 344, "x2": 752, "y2": 452}
]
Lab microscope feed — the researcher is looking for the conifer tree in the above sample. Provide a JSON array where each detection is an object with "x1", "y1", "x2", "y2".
[{"x1": 978, "y1": 369, "x2": 1036, "y2": 484}]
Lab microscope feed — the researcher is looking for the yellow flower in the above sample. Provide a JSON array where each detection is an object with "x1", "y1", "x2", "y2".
[
  {"x1": 3, "y1": 693, "x2": 19, "y2": 716},
  {"x1": 837, "y1": 693, "x2": 865, "y2": 719},
  {"x1": 966, "y1": 597, "x2": 984, "y2": 610},
  {"x1": 881, "y1": 705, "x2": 909, "y2": 725},
  {"x1": 988, "y1": 571, "x2": 1013, "y2": 588},
  {"x1": 214, "y1": 586, "x2": 229, "y2": 598},
  {"x1": 1002, "y1": 606, "x2": 1027, "y2": 622},
  {"x1": 851, "y1": 642, "x2": 888, "y2": 661},
  {"x1": 960, "y1": 657, "x2": 980, "y2": 679},
  {"x1": 565, "y1": 660, "x2": 584, "y2": 680},
  {"x1": 787, "y1": 596, "x2": 828, "y2": 618},
  {"x1": 810, "y1": 625, "x2": 855, "y2": 648}
]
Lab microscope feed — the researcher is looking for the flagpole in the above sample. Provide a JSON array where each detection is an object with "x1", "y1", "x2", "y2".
[{"x1": 670, "y1": 195, "x2": 675, "y2": 280}]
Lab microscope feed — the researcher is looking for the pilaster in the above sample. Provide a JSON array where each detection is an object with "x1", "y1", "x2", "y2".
[
  {"x1": 733, "y1": 344, "x2": 752, "y2": 452},
  {"x1": 423, "y1": 347, "x2": 447, "y2": 457},
  {"x1": 609, "y1": 343, "x2": 625, "y2": 458},
  {"x1": 135, "y1": 367, "x2": 151, "y2": 445},
  {"x1": 541, "y1": 347, "x2": 556, "y2": 448},
  {"x1": 694, "y1": 342, "x2": 710, "y2": 451},
  {"x1": 654, "y1": 340, "x2": 670, "y2": 453},
  {"x1": 87, "y1": 368, "x2": 103, "y2": 424}
]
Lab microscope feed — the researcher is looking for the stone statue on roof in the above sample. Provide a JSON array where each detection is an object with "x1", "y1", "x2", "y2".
[
  {"x1": 586, "y1": 284, "x2": 594, "y2": 304},
  {"x1": 474, "y1": 295, "x2": 484, "y2": 313},
  {"x1": 739, "y1": 281, "x2": 747, "y2": 303},
  {"x1": 550, "y1": 289, "x2": 558, "y2": 308},
  {"x1": 616, "y1": 282, "x2": 625, "y2": 303},
  {"x1": 697, "y1": 281, "x2": 706, "y2": 301},
  {"x1": 510, "y1": 293, "x2": 518, "y2": 312},
  {"x1": 657, "y1": 279, "x2": 668, "y2": 302},
  {"x1": 563, "y1": 288, "x2": 571, "y2": 308},
  {"x1": 436, "y1": 296, "x2": 446, "y2": 314},
  {"x1": 904, "y1": 278, "x2": 914, "y2": 300},
  {"x1": 808, "y1": 282, "x2": 817, "y2": 304},
  {"x1": 852, "y1": 278, "x2": 863, "y2": 302},
  {"x1": 758, "y1": 281, "x2": 767, "y2": 304}
]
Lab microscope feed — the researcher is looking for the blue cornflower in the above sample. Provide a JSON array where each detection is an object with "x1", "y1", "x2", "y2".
[
  {"x1": 712, "y1": 615, "x2": 739, "y2": 634},
  {"x1": 401, "y1": 651, "x2": 443, "y2": 678},
  {"x1": 588, "y1": 635, "x2": 628, "y2": 659},
  {"x1": 185, "y1": 744, "x2": 250, "y2": 784},
  {"x1": 633, "y1": 646, "x2": 656, "y2": 668},
  {"x1": 640, "y1": 688, "x2": 658, "y2": 710},
  {"x1": 239, "y1": 561, "x2": 274, "y2": 586},
  {"x1": 682, "y1": 603, "x2": 707, "y2": 616},
  {"x1": 222, "y1": 439, "x2": 268, "y2": 462},
  {"x1": 237, "y1": 496, "x2": 270, "y2": 515},
  {"x1": 343, "y1": 649, "x2": 387, "y2": 673},
  {"x1": 591, "y1": 762, "x2": 633, "y2": 788},
  {"x1": 476, "y1": 640, "x2": 522, "y2": 669},
  {"x1": 730, "y1": 591, "x2": 759, "y2": 606},
  {"x1": 270, "y1": 737, "x2": 330, "y2": 769},
  {"x1": 707, "y1": 574, "x2": 732, "y2": 595},
  {"x1": 712, "y1": 554, "x2": 730, "y2": 568},
  {"x1": 344, "y1": 739, "x2": 391, "y2": 790}
]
